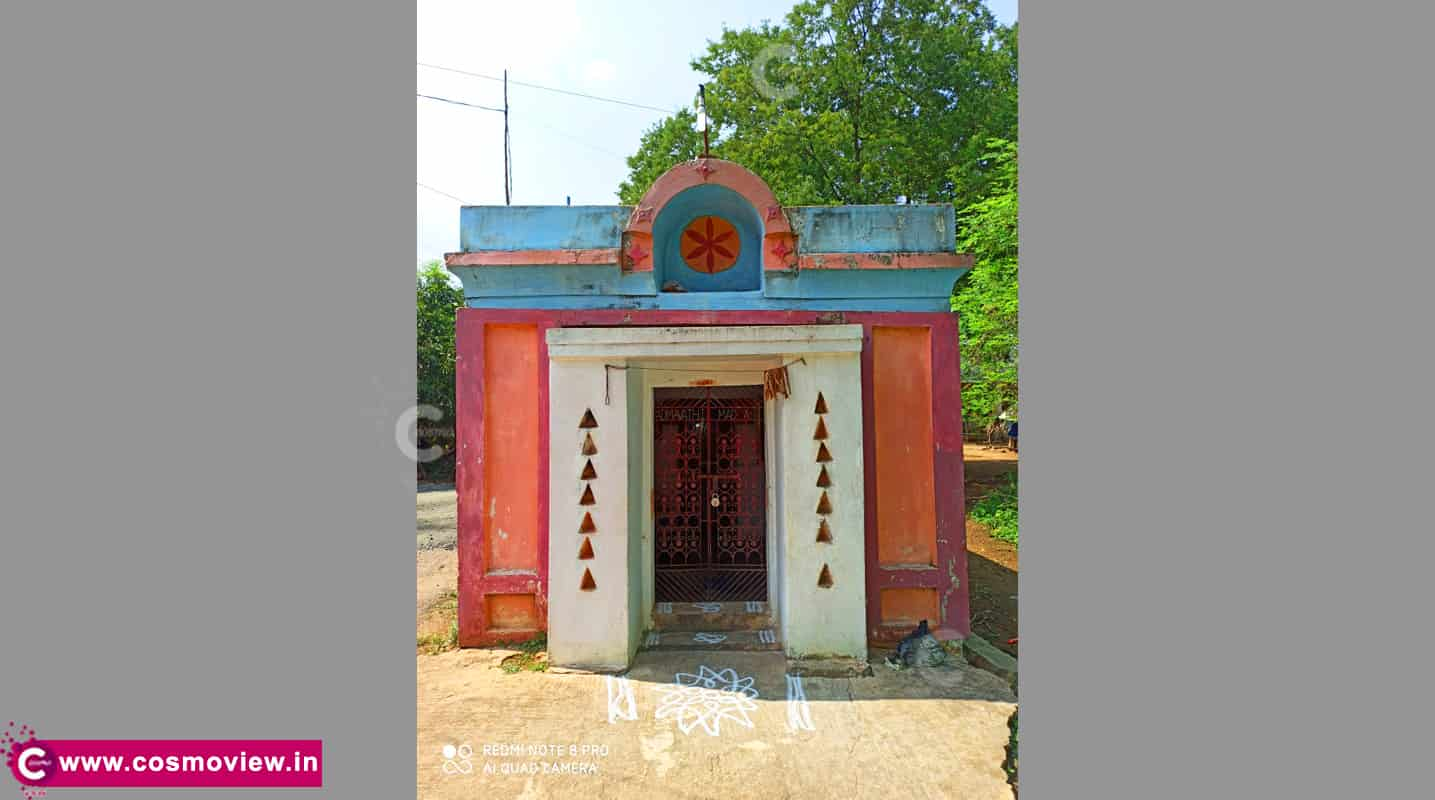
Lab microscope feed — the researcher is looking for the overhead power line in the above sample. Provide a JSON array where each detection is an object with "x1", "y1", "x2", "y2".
[
  {"x1": 417, "y1": 61, "x2": 674, "y2": 114},
  {"x1": 416, "y1": 93, "x2": 504, "y2": 113},
  {"x1": 524, "y1": 116, "x2": 631, "y2": 160},
  {"x1": 416, "y1": 182, "x2": 468, "y2": 204},
  {"x1": 417, "y1": 79, "x2": 511, "y2": 205},
  {"x1": 417, "y1": 92, "x2": 634, "y2": 163}
]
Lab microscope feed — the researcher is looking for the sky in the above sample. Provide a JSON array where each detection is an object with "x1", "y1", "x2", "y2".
[{"x1": 416, "y1": 0, "x2": 1017, "y2": 267}]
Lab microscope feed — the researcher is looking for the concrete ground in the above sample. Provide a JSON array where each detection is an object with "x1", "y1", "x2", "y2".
[
  {"x1": 417, "y1": 481, "x2": 1018, "y2": 799},
  {"x1": 418, "y1": 646, "x2": 1015, "y2": 799}
]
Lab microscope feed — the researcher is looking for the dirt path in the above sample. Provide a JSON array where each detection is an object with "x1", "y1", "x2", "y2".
[
  {"x1": 417, "y1": 489, "x2": 458, "y2": 638},
  {"x1": 963, "y1": 442, "x2": 1019, "y2": 501},
  {"x1": 962, "y1": 444, "x2": 1018, "y2": 657}
]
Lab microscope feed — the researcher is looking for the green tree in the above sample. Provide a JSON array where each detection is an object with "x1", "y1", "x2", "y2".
[
  {"x1": 617, "y1": 0, "x2": 1019, "y2": 426},
  {"x1": 417, "y1": 260, "x2": 462, "y2": 422},
  {"x1": 951, "y1": 139, "x2": 1017, "y2": 424},
  {"x1": 618, "y1": 0, "x2": 1017, "y2": 209},
  {"x1": 618, "y1": 109, "x2": 704, "y2": 205}
]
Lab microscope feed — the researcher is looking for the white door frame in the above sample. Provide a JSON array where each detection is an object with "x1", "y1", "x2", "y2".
[
  {"x1": 635, "y1": 357, "x2": 782, "y2": 631},
  {"x1": 546, "y1": 324, "x2": 867, "y2": 660}
]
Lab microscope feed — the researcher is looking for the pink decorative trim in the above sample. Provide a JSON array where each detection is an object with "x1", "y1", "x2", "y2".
[
  {"x1": 625, "y1": 158, "x2": 793, "y2": 237},
  {"x1": 766, "y1": 204, "x2": 783, "y2": 221},
  {"x1": 763, "y1": 233, "x2": 798, "y2": 271},
  {"x1": 445, "y1": 249, "x2": 620, "y2": 267},
  {"x1": 624, "y1": 242, "x2": 649, "y2": 268},
  {"x1": 630, "y1": 206, "x2": 654, "y2": 224},
  {"x1": 798, "y1": 252, "x2": 975, "y2": 271}
]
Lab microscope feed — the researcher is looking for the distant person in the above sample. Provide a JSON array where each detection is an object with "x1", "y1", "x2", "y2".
[
  {"x1": 1006, "y1": 419, "x2": 1018, "y2": 453},
  {"x1": 985, "y1": 418, "x2": 1003, "y2": 449}
]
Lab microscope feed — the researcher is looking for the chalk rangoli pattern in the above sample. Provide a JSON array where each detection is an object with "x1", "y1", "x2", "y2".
[
  {"x1": 606, "y1": 675, "x2": 638, "y2": 723},
  {"x1": 745, "y1": 601, "x2": 763, "y2": 613},
  {"x1": 657, "y1": 602, "x2": 673, "y2": 614},
  {"x1": 694, "y1": 602, "x2": 723, "y2": 612},
  {"x1": 693, "y1": 632, "x2": 728, "y2": 644},
  {"x1": 785, "y1": 674, "x2": 816, "y2": 732},
  {"x1": 645, "y1": 631, "x2": 661, "y2": 647},
  {"x1": 758, "y1": 629, "x2": 776, "y2": 644},
  {"x1": 655, "y1": 666, "x2": 760, "y2": 737}
]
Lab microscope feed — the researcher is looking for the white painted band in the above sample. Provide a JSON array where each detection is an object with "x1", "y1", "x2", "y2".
[{"x1": 547, "y1": 324, "x2": 864, "y2": 359}]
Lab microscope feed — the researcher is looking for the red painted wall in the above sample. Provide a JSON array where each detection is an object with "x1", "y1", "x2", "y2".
[
  {"x1": 483, "y1": 325, "x2": 542, "y2": 573},
  {"x1": 856, "y1": 312, "x2": 968, "y2": 641},
  {"x1": 455, "y1": 318, "x2": 550, "y2": 646},
  {"x1": 453, "y1": 308, "x2": 968, "y2": 646},
  {"x1": 872, "y1": 326, "x2": 939, "y2": 567},
  {"x1": 868, "y1": 324, "x2": 954, "y2": 640}
]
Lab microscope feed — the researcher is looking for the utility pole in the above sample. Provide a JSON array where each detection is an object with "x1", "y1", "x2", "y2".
[
  {"x1": 698, "y1": 84, "x2": 710, "y2": 158},
  {"x1": 503, "y1": 69, "x2": 512, "y2": 205}
]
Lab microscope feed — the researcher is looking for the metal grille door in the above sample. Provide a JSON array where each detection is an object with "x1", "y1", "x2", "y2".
[{"x1": 653, "y1": 386, "x2": 767, "y2": 602}]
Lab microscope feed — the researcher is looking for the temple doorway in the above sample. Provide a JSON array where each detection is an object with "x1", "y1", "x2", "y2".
[{"x1": 652, "y1": 385, "x2": 768, "y2": 602}]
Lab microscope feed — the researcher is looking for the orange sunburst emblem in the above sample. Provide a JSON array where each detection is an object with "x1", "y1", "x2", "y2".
[{"x1": 681, "y1": 215, "x2": 741, "y2": 274}]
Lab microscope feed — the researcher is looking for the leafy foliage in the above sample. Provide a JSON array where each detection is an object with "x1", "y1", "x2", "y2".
[
  {"x1": 417, "y1": 590, "x2": 460, "y2": 655},
  {"x1": 970, "y1": 473, "x2": 1018, "y2": 545},
  {"x1": 951, "y1": 138, "x2": 1018, "y2": 424},
  {"x1": 500, "y1": 634, "x2": 550, "y2": 673},
  {"x1": 618, "y1": 0, "x2": 1017, "y2": 209},
  {"x1": 618, "y1": 1, "x2": 1019, "y2": 428},
  {"x1": 618, "y1": 109, "x2": 704, "y2": 205},
  {"x1": 421, "y1": 6, "x2": 1016, "y2": 423},
  {"x1": 417, "y1": 261, "x2": 462, "y2": 481},
  {"x1": 417, "y1": 261, "x2": 462, "y2": 423},
  {"x1": 417, "y1": 619, "x2": 459, "y2": 655},
  {"x1": 1005, "y1": 710, "x2": 1019, "y2": 789}
]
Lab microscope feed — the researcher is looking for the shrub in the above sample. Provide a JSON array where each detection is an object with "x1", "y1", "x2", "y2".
[{"x1": 971, "y1": 474, "x2": 1018, "y2": 545}]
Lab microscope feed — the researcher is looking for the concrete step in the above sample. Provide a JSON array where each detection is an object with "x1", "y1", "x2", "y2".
[
  {"x1": 961, "y1": 634, "x2": 1018, "y2": 685},
  {"x1": 651, "y1": 601, "x2": 773, "y2": 632},
  {"x1": 641, "y1": 628, "x2": 781, "y2": 652}
]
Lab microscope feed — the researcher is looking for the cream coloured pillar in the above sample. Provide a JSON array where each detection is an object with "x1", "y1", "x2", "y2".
[
  {"x1": 776, "y1": 351, "x2": 867, "y2": 658},
  {"x1": 545, "y1": 357, "x2": 633, "y2": 670}
]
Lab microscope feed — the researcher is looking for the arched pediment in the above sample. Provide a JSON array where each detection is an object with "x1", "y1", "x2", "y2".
[{"x1": 620, "y1": 158, "x2": 798, "y2": 282}]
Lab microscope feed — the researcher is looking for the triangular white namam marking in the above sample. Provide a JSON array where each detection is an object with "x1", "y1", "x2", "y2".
[
  {"x1": 785, "y1": 674, "x2": 816, "y2": 732},
  {"x1": 606, "y1": 675, "x2": 638, "y2": 723}
]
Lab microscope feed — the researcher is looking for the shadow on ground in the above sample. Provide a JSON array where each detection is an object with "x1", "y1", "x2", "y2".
[
  {"x1": 962, "y1": 444, "x2": 1018, "y2": 657},
  {"x1": 416, "y1": 450, "x2": 1019, "y2": 798}
]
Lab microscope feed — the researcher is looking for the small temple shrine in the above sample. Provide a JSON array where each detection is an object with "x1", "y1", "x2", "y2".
[{"x1": 445, "y1": 157, "x2": 973, "y2": 670}]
